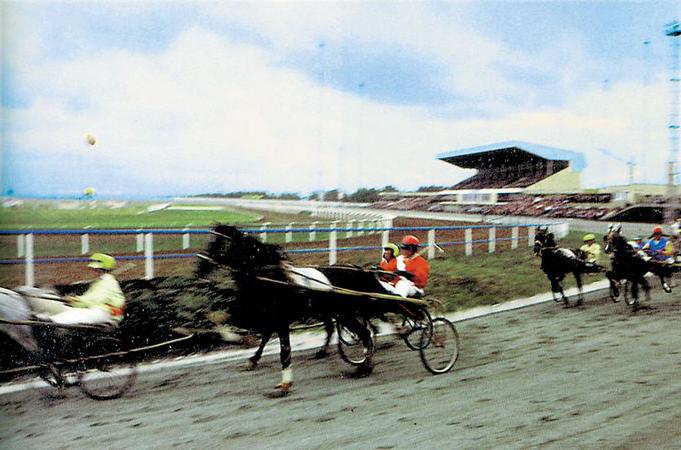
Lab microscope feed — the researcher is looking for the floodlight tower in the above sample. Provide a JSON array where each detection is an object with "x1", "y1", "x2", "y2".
[{"x1": 665, "y1": 20, "x2": 681, "y2": 222}]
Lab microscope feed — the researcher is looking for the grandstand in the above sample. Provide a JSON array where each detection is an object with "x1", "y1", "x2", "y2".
[
  {"x1": 373, "y1": 141, "x2": 619, "y2": 219},
  {"x1": 437, "y1": 141, "x2": 585, "y2": 193},
  {"x1": 372, "y1": 141, "x2": 678, "y2": 222}
]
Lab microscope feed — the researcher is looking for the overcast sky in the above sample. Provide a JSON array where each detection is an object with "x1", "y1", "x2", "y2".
[{"x1": 1, "y1": 1, "x2": 679, "y2": 198}]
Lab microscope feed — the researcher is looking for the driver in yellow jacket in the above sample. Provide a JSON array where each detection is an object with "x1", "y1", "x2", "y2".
[
  {"x1": 30, "y1": 253, "x2": 126, "y2": 326},
  {"x1": 580, "y1": 234, "x2": 603, "y2": 273}
]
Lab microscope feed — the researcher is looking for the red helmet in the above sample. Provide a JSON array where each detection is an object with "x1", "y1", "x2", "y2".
[
  {"x1": 401, "y1": 235, "x2": 420, "y2": 247},
  {"x1": 653, "y1": 226, "x2": 663, "y2": 235}
]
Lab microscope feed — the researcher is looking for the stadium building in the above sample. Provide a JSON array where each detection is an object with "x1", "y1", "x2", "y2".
[
  {"x1": 374, "y1": 141, "x2": 604, "y2": 214},
  {"x1": 436, "y1": 140, "x2": 586, "y2": 202}
]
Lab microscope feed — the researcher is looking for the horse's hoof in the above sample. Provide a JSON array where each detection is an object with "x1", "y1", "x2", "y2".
[
  {"x1": 310, "y1": 350, "x2": 329, "y2": 360},
  {"x1": 266, "y1": 388, "x2": 291, "y2": 399},
  {"x1": 663, "y1": 283, "x2": 672, "y2": 293},
  {"x1": 632, "y1": 303, "x2": 653, "y2": 312},
  {"x1": 242, "y1": 360, "x2": 257, "y2": 371},
  {"x1": 274, "y1": 382, "x2": 293, "y2": 395},
  {"x1": 353, "y1": 364, "x2": 374, "y2": 378}
]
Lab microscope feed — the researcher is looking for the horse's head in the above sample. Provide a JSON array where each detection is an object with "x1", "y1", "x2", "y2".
[
  {"x1": 603, "y1": 223, "x2": 626, "y2": 255},
  {"x1": 533, "y1": 226, "x2": 556, "y2": 256},
  {"x1": 196, "y1": 224, "x2": 287, "y2": 277}
]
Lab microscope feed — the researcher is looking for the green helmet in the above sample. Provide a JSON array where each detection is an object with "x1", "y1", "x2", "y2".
[
  {"x1": 88, "y1": 253, "x2": 116, "y2": 270},
  {"x1": 583, "y1": 233, "x2": 596, "y2": 242},
  {"x1": 383, "y1": 243, "x2": 399, "y2": 258}
]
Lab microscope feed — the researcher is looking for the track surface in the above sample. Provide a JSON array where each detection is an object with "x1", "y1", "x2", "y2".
[{"x1": 2, "y1": 287, "x2": 681, "y2": 449}]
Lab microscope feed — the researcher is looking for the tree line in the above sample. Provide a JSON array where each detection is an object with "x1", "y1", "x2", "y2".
[{"x1": 192, "y1": 185, "x2": 449, "y2": 203}]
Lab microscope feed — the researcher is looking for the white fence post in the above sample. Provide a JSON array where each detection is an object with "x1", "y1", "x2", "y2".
[
  {"x1": 382, "y1": 218, "x2": 392, "y2": 248},
  {"x1": 81, "y1": 233, "x2": 89, "y2": 255},
  {"x1": 182, "y1": 227, "x2": 190, "y2": 250},
  {"x1": 357, "y1": 221, "x2": 364, "y2": 236},
  {"x1": 427, "y1": 229, "x2": 435, "y2": 260},
  {"x1": 144, "y1": 233, "x2": 154, "y2": 280},
  {"x1": 309, "y1": 222, "x2": 317, "y2": 241},
  {"x1": 136, "y1": 229, "x2": 144, "y2": 252},
  {"x1": 286, "y1": 222, "x2": 294, "y2": 243},
  {"x1": 346, "y1": 220, "x2": 354, "y2": 238},
  {"x1": 25, "y1": 233, "x2": 34, "y2": 287},
  {"x1": 512, "y1": 226, "x2": 519, "y2": 249},
  {"x1": 489, "y1": 227, "x2": 496, "y2": 253},
  {"x1": 260, "y1": 223, "x2": 270, "y2": 243},
  {"x1": 465, "y1": 228, "x2": 473, "y2": 256},
  {"x1": 17, "y1": 234, "x2": 25, "y2": 257},
  {"x1": 527, "y1": 226, "x2": 535, "y2": 247},
  {"x1": 329, "y1": 230, "x2": 337, "y2": 265}
]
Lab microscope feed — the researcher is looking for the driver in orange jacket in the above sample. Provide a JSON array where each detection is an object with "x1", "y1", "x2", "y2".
[{"x1": 393, "y1": 235, "x2": 429, "y2": 298}]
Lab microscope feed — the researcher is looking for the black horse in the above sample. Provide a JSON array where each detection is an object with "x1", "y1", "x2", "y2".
[
  {"x1": 533, "y1": 227, "x2": 586, "y2": 307},
  {"x1": 196, "y1": 225, "x2": 382, "y2": 396},
  {"x1": 603, "y1": 229, "x2": 673, "y2": 309}
]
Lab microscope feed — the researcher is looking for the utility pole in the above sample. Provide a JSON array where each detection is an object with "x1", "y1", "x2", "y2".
[{"x1": 665, "y1": 21, "x2": 681, "y2": 223}]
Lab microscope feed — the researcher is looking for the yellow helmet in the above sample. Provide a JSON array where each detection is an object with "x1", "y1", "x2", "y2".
[
  {"x1": 583, "y1": 234, "x2": 596, "y2": 242},
  {"x1": 383, "y1": 243, "x2": 399, "y2": 257},
  {"x1": 88, "y1": 253, "x2": 116, "y2": 270}
]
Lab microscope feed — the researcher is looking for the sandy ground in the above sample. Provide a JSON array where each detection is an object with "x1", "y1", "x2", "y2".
[{"x1": 2, "y1": 286, "x2": 680, "y2": 449}]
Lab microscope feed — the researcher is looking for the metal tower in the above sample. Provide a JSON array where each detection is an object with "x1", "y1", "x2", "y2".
[{"x1": 665, "y1": 21, "x2": 681, "y2": 222}]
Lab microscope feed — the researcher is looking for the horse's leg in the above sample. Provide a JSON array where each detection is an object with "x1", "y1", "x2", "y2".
[
  {"x1": 550, "y1": 275, "x2": 569, "y2": 307},
  {"x1": 606, "y1": 270, "x2": 620, "y2": 301},
  {"x1": 549, "y1": 276, "x2": 562, "y2": 303},
  {"x1": 312, "y1": 317, "x2": 334, "y2": 360},
  {"x1": 630, "y1": 279, "x2": 640, "y2": 308},
  {"x1": 641, "y1": 276, "x2": 651, "y2": 304},
  {"x1": 245, "y1": 327, "x2": 274, "y2": 370},
  {"x1": 574, "y1": 271, "x2": 584, "y2": 306},
  {"x1": 273, "y1": 325, "x2": 293, "y2": 394}
]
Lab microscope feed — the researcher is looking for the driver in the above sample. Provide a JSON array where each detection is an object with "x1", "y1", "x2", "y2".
[
  {"x1": 642, "y1": 226, "x2": 674, "y2": 264},
  {"x1": 30, "y1": 253, "x2": 126, "y2": 326},
  {"x1": 379, "y1": 243, "x2": 399, "y2": 272},
  {"x1": 393, "y1": 235, "x2": 429, "y2": 298},
  {"x1": 580, "y1": 234, "x2": 603, "y2": 273}
]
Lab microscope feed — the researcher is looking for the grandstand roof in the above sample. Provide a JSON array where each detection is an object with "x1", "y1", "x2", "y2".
[{"x1": 436, "y1": 141, "x2": 586, "y2": 172}]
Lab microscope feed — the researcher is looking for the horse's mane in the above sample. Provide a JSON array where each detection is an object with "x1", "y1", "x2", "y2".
[{"x1": 196, "y1": 224, "x2": 288, "y2": 278}]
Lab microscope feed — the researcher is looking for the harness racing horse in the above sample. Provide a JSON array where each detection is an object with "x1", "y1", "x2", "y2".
[
  {"x1": 0, "y1": 287, "x2": 70, "y2": 384},
  {"x1": 603, "y1": 230, "x2": 673, "y2": 308},
  {"x1": 196, "y1": 225, "x2": 378, "y2": 396},
  {"x1": 533, "y1": 227, "x2": 586, "y2": 307},
  {"x1": 0, "y1": 287, "x2": 40, "y2": 353}
]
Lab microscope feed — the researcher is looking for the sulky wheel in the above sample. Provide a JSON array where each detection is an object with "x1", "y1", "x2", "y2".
[
  {"x1": 76, "y1": 336, "x2": 137, "y2": 400},
  {"x1": 336, "y1": 319, "x2": 374, "y2": 366},
  {"x1": 419, "y1": 318, "x2": 460, "y2": 375},
  {"x1": 402, "y1": 307, "x2": 433, "y2": 351}
]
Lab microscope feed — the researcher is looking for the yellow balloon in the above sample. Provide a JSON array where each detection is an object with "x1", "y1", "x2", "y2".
[{"x1": 85, "y1": 133, "x2": 96, "y2": 146}]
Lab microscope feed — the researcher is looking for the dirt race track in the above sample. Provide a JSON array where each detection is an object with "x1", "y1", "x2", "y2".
[{"x1": 2, "y1": 286, "x2": 681, "y2": 449}]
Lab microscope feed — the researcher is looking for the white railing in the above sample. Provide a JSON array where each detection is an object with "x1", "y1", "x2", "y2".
[{"x1": 1, "y1": 221, "x2": 567, "y2": 287}]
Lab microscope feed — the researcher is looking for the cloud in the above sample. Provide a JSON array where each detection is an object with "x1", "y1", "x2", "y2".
[{"x1": 1, "y1": 3, "x2": 673, "y2": 198}]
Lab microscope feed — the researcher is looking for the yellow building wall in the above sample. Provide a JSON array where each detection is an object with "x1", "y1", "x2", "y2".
[{"x1": 524, "y1": 168, "x2": 581, "y2": 194}]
